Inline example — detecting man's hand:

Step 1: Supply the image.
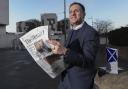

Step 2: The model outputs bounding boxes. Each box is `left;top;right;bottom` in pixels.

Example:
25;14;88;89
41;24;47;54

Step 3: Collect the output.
48;40;67;55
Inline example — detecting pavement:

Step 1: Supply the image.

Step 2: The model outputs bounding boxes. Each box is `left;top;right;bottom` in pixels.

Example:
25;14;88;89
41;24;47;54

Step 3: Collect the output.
0;49;59;89
0;46;128;89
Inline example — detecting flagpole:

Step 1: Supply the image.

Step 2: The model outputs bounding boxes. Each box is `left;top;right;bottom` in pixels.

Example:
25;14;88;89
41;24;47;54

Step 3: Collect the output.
64;0;66;42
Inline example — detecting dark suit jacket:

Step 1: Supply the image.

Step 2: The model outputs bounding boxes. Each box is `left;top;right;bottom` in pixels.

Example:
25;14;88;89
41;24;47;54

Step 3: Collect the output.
58;22;99;89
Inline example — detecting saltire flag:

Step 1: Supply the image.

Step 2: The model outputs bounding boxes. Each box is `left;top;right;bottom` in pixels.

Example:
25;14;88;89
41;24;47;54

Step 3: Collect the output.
106;47;118;74
106;47;118;62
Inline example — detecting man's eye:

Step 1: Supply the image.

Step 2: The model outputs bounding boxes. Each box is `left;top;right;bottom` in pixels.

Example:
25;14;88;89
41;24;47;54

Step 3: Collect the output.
75;10;80;13
69;10;80;14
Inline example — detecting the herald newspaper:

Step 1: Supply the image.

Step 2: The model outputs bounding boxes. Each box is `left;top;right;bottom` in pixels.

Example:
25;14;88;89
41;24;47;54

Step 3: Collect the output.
20;26;67;78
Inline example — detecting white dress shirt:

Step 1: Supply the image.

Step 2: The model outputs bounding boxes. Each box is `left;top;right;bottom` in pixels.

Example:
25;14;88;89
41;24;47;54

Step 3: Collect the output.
70;21;85;30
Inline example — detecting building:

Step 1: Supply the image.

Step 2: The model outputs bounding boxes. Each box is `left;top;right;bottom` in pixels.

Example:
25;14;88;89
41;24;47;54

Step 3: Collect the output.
0;0;11;48
16;19;41;33
0;0;22;49
0;0;9;34
16;13;66;44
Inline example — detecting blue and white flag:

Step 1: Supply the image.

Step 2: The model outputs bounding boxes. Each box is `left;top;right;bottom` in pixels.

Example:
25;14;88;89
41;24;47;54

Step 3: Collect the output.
106;47;118;74
106;47;118;62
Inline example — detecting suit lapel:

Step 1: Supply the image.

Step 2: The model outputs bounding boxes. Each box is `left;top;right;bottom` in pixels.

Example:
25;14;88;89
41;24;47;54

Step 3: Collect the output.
65;30;73;47
65;22;88;47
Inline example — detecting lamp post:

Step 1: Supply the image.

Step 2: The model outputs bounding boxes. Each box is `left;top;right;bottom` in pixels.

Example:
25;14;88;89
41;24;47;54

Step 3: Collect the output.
64;0;66;42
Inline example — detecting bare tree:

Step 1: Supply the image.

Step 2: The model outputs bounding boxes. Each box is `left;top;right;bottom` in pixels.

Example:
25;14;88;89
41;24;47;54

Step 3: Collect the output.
94;19;113;45
94;19;113;34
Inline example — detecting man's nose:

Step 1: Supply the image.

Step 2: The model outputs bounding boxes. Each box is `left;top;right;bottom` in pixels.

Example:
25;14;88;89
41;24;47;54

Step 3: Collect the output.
70;11;75;15
71;11;76;16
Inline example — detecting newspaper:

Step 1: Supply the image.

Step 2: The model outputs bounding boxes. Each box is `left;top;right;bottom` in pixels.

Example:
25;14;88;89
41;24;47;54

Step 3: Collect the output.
20;26;67;78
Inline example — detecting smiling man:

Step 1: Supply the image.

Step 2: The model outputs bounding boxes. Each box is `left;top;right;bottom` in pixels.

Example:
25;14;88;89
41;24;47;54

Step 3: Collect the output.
49;2;99;89
69;2;85;27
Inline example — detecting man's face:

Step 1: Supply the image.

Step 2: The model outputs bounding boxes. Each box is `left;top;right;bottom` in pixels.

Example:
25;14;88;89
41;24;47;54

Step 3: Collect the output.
69;4;84;26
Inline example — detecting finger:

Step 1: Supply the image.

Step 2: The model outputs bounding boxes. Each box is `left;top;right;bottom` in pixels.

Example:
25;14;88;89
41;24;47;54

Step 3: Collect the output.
48;40;56;45
52;49;57;54
51;40;60;46
49;40;61;47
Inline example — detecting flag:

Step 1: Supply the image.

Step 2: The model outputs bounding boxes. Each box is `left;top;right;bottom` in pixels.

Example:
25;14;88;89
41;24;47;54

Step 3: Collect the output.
106;47;118;74
106;47;118;62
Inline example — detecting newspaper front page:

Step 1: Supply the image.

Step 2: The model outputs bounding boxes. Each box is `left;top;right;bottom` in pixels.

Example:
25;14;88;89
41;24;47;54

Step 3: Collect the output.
20;26;67;78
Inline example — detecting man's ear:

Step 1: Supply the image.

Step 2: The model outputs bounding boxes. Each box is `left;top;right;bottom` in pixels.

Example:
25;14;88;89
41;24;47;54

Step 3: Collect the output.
82;12;85;20
84;12;86;17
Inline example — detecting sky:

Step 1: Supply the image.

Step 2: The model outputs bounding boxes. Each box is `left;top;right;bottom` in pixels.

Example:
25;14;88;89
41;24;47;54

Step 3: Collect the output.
6;0;128;32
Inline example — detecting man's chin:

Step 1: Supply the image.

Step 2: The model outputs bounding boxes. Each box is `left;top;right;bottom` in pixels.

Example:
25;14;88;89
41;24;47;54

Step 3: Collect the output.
71;21;82;26
70;21;77;25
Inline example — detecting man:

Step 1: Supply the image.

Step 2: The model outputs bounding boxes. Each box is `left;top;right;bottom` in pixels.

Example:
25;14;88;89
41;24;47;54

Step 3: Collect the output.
49;2;99;89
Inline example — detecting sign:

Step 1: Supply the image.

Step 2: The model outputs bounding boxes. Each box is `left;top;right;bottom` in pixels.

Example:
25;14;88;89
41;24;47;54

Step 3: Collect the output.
106;47;118;74
41;13;57;31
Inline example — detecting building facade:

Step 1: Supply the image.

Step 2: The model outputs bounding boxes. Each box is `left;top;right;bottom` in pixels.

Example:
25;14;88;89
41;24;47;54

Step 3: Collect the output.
0;0;11;48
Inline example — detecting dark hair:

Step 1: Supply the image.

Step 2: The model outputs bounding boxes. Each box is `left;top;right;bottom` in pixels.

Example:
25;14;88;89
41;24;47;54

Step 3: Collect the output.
70;2;85;15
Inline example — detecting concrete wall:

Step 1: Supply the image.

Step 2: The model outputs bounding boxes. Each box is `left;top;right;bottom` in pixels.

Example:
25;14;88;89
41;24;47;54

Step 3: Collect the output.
0;26;22;48
0;26;13;48
0;26;6;36
0;34;15;48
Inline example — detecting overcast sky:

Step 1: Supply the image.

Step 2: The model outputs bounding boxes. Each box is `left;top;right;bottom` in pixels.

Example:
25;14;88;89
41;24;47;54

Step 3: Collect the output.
6;0;128;32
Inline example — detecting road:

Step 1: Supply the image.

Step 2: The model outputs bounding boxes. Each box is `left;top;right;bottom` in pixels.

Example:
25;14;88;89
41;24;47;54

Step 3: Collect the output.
0;49;59;89
0;46;128;89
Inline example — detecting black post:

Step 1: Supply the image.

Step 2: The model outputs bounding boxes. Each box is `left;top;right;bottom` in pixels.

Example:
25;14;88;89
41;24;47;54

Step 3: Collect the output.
64;0;66;42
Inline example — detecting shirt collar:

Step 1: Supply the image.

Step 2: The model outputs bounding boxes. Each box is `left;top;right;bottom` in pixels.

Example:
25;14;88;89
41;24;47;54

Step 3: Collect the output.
70;21;84;30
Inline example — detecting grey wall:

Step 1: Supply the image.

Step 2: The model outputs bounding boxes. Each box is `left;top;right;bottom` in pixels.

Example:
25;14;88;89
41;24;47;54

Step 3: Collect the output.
0;0;9;25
